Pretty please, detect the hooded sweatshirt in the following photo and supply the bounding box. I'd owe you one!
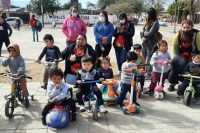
[2,44,25,75]
[62,16,86,42]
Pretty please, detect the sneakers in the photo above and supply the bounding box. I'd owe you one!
[168,84,175,91]
[71,113,76,121]
[99,105,106,113]
[79,105,86,112]
[135,102,140,106]
[41,83,47,90]
[24,98,29,108]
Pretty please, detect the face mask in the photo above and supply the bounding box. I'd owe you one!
[119,19,125,24]
[184,30,193,36]
[99,16,105,23]
[72,12,78,17]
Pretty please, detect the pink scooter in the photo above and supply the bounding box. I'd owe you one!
[154,60,171,100]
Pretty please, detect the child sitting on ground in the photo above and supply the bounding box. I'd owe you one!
[177,51,200,97]
[144,40,171,95]
[1,43,30,108]
[96,56,119,94]
[76,55,107,112]
[133,44,146,92]
[41,67,76,126]
[117,51,140,107]
[36,34,61,90]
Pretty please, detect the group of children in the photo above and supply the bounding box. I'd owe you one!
[1,33,200,126]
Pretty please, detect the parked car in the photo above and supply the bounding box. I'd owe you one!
[158,20,167,26]
[5,17,24,28]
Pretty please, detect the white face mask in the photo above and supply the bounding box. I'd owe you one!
[72,12,78,17]
[99,16,105,23]
[119,19,125,24]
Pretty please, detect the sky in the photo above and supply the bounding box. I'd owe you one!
[11,0,98,8]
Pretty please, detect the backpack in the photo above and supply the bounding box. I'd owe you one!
[178,29,199,54]
[36,20,42,32]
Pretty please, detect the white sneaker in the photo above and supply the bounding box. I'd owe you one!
[79,105,86,112]
[99,105,106,113]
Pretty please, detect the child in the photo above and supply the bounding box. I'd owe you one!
[117,51,140,107]
[36,34,61,89]
[144,40,171,95]
[96,56,119,94]
[41,67,76,126]
[177,51,200,97]
[76,55,106,112]
[133,44,146,92]
[1,43,29,108]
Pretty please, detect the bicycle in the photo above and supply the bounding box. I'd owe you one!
[179,74,200,106]
[0,71,33,118]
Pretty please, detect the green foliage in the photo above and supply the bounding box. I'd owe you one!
[62,2,71,10]
[167,3,175,16]
[97,0,116,9]
[30,0,60,15]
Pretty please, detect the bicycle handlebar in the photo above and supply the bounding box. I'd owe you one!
[0,72,32,80]
[179,74,200,79]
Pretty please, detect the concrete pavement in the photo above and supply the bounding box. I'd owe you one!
[0,24,200,133]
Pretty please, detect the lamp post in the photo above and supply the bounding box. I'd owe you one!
[173,0,178,33]
[41,0,44,27]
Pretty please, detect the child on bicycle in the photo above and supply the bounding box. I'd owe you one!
[144,40,171,95]
[76,55,106,112]
[36,34,61,89]
[133,44,146,92]
[177,51,200,97]
[117,51,140,107]
[1,43,30,108]
[96,56,119,94]
[41,67,76,126]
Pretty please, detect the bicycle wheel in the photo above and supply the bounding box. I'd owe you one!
[184,91,192,106]
[92,104,98,121]
[5,98,15,118]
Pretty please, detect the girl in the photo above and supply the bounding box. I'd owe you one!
[144,40,171,95]
[96,56,119,94]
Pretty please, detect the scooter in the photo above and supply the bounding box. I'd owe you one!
[122,80,140,114]
[154,60,171,100]
[101,79,118,105]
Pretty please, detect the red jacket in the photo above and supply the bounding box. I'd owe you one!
[29,18,37,27]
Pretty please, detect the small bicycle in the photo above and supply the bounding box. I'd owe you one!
[0,71,33,118]
[179,74,200,106]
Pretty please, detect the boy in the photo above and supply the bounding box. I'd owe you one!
[133,44,146,92]
[36,34,61,90]
[117,51,140,107]
[177,51,200,97]
[41,67,76,126]
[76,55,106,112]
[1,43,29,108]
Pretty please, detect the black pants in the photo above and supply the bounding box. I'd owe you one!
[177,79,200,96]
[76,84,104,106]
[134,73,145,90]
[42,98,76,118]
[95,43,112,58]
[168,55,188,85]
[0,38,10,56]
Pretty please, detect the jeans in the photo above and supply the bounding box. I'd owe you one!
[114,47,127,71]
[117,83,137,106]
[32,27,38,41]
[65,74,77,85]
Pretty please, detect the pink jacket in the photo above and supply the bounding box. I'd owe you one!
[62,16,87,42]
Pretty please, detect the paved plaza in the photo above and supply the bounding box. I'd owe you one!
[0,24,200,133]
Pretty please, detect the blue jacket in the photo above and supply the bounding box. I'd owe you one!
[94,22,114,46]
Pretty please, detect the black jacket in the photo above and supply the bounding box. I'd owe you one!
[61,43,97,75]
[0,21,12,40]
[113,21,135,51]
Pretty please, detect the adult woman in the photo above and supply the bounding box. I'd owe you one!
[168,19,200,91]
[62,6,87,47]
[0,15,12,57]
[94,10,114,58]
[113,12,135,74]
[61,34,97,85]
[141,7,160,79]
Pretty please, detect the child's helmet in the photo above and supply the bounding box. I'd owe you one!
[133,44,142,50]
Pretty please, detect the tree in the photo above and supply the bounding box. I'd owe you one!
[30,0,60,15]
[144,0,166,13]
[62,2,71,10]
[97,0,116,9]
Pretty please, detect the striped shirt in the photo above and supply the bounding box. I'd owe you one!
[121,61,136,84]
